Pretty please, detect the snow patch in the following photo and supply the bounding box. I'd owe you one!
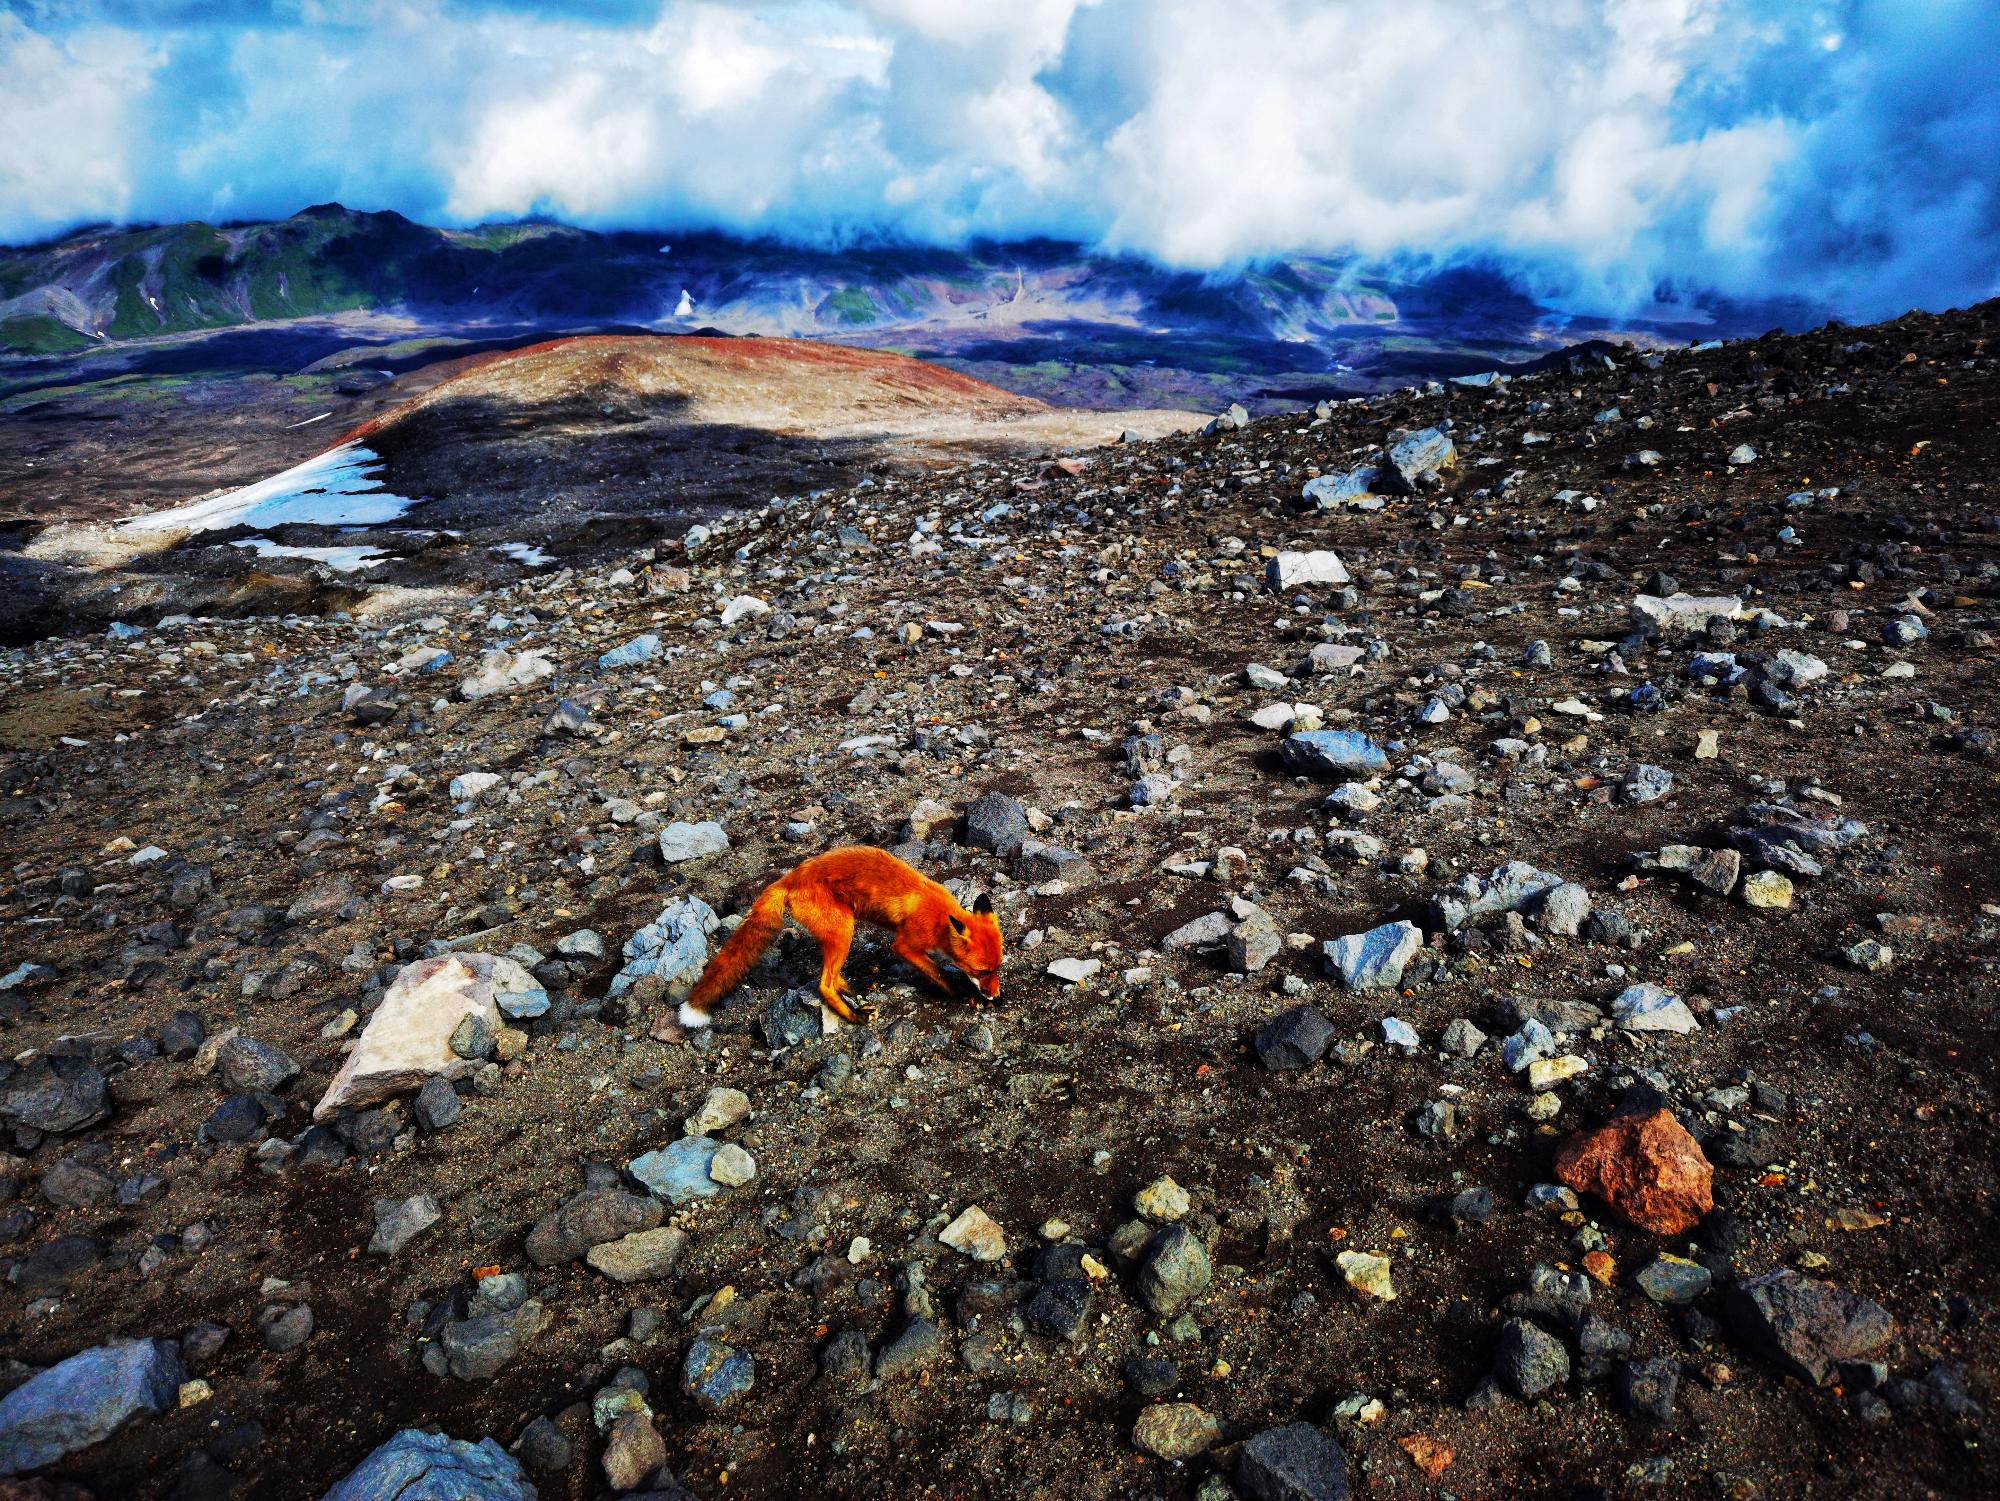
[119,442,414,535]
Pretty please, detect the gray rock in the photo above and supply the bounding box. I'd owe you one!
[1280,730,1388,778]
[1615,1357,1680,1422]
[554,929,606,961]
[0,1338,185,1476]
[1633,1254,1711,1304]
[1254,1007,1335,1070]
[439,1302,546,1381]
[1323,920,1422,991]
[1137,1224,1212,1317]
[319,1429,536,1500]
[1610,982,1700,1035]
[658,820,729,863]
[1023,1279,1094,1341]
[1236,1422,1350,1501]
[1495,1317,1569,1397]
[525,1187,663,1266]
[1620,763,1675,805]
[414,1077,463,1132]
[1266,549,1351,587]
[1439,1018,1488,1057]
[513,1415,570,1473]
[1431,860,1564,930]
[259,1303,314,1352]
[216,1036,301,1093]
[586,1227,688,1284]
[1538,882,1592,936]
[1303,458,1387,512]
[1379,426,1456,492]
[370,1194,442,1256]
[1013,840,1091,884]
[1227,910,1282,973]
[1723,1268,1897,1385]
[0,1056,111,1136]
[598,633,661,669]
[963,791,1031,855]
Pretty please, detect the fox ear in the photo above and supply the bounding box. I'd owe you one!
[972,893,994,915]
[948,914,967,936]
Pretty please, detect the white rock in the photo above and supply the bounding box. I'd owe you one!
[720,595,770,626]
[458,649,554,701]
[1266,550,1349,589]
[940,1204,1007,1261]
[313,953,534,1121]
[1047,956,1102,984]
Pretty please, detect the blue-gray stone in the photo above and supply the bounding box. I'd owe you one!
[1381,426,1456,492]
[702,689,735,709]
[1430,860,1565,930]
[607,896,718,998]
[629,1136,723,1204]
[1280,731,1388,778]
[0,1338,185,1476]
[1300,467,1382,513]
[1322,921,1422,991]
[318,1429,536,1500]
[1380,1016,1419,1049]
[1501,1018,1556,1071]
[682,1336,754,1412]
[495,987,549,1020]
[598,634,661,669]
[1634,1255,1713,1305]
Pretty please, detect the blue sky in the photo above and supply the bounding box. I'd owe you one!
[3,0,1996,316]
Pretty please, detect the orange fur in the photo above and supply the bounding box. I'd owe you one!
[679,845,1003,1029]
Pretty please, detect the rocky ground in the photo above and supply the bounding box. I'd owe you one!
[0,301,1995,1501]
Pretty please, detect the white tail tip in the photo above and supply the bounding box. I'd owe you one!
[677,1001,711,1030]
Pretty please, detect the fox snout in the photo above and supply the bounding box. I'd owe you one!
[978,971,1002,999]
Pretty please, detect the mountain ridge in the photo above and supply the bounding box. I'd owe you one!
[0,204,1810,394]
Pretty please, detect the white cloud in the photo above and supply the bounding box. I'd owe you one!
[1,0,1994,315]
[0,17,156,241]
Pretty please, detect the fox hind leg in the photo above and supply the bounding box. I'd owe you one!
[803,905,864,1023]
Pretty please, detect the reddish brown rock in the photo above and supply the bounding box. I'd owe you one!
[1554,1109,1714,1235]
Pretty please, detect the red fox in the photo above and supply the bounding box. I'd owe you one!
[677,845,1004,1030]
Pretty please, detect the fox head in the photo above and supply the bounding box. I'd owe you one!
[945,892,1005,998]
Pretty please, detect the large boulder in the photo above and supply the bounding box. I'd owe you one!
[319,1429,537,1500]
[0,1338,185,1476]
[314,954,535,1121]
[1377,427,1456,493]
[1724,1269,1897,1385]
[1279,731,1387,778]
[0,1056,111,1136]
[1554,1109,1714,1235]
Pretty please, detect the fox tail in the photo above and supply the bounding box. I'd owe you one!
[678,879,789,1029]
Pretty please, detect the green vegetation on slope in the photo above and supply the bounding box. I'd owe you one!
[0,315,90,354]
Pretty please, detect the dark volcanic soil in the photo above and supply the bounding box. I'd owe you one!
[0,302,1995,1501]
